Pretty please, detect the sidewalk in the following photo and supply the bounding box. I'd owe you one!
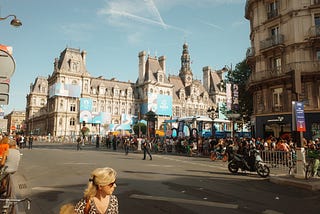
[269,175,320,191]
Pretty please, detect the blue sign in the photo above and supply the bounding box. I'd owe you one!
[80,98,93,123]
[295,101,306,132]
[157,94,172,116]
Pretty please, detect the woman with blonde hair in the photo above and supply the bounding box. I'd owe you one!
[74,167,118,214]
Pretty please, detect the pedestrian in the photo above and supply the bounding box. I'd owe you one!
[124,138,129,155]
[28,135,33,149]
[76,136,82,151]
[96,135,100,149]
[142,137,152,160]
[74,167,119,214]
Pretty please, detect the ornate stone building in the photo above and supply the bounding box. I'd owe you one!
[25,43,226,137]
[245,0,320,139]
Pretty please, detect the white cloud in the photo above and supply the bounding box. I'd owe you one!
[98,0,187,32]
[199,20,224,31]
[61,23,94,42]
[98,0,167,29]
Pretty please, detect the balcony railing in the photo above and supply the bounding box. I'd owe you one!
[267,9,279,19]
[307,25,320,38]
[313,0,320,5]
[248,61,320,84]
[260,34,284,50]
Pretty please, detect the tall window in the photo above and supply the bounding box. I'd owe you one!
[315,14,320,36]
[270,57,281,73]
[273,88,283,107]
[317,50,320,60]
[70,103,76,112]
[70,118,75,126]
[268,1,279,19]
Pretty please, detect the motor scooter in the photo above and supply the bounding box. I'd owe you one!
[228,148,270,178]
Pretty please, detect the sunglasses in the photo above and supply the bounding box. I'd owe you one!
[108,181,116,187]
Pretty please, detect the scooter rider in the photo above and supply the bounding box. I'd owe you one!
[237,139,252,170]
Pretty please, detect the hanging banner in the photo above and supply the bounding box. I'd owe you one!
[226,83,232,110]
[294,101,306,132]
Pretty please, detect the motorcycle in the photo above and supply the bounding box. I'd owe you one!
[228,148,270,178]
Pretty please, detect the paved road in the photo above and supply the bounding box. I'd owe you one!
[12,143,320,214]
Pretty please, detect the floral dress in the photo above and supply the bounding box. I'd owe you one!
[74,195,119,214]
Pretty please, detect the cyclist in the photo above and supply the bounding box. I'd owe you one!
[307,143,320,177]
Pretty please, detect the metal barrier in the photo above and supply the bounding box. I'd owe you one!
[260,150,294,174]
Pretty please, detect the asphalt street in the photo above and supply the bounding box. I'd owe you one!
[10,143,320,214]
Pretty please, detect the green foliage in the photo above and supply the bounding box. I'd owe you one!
[226,59,253,126]
[132,122,147,136]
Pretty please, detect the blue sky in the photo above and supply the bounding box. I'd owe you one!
[0,0,249,114]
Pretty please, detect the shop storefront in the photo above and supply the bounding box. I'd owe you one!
[253,113,320,140]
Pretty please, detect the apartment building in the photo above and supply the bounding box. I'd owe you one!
[245,0,320,139]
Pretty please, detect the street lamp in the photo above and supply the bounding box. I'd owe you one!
[207,106,218,137]
[0,14,22,27]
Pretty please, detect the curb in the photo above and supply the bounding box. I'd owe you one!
[269,176,320,191]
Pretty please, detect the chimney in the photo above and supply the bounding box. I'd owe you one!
[158,56,166,74]
[202,66,211,92]
[81,50,87,66]
[138,51,146,84]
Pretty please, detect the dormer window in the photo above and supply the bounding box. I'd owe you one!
[158,74,163,82]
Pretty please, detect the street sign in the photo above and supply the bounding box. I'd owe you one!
[294,101,306,132]
[0,49,15,79]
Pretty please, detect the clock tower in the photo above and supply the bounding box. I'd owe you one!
[179,43,193,86]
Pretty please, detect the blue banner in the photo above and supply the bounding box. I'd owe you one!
[295,101,306,132]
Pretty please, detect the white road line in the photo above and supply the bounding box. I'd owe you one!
[155,155,226,170]
[32,186,82,193]
[262,210,284,214]
[130,194,238,209]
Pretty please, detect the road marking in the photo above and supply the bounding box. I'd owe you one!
[62,162,96,165]
[130,194,238,209]
[32,186,82,193]
[262,210,284,214]
[155,155,226,170]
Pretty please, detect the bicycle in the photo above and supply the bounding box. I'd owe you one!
[305,157,320,180]
[288,151,297,175]
[0,197,31,214]
[0,166,31,213]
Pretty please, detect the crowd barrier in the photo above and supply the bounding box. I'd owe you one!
[260,150,295,174]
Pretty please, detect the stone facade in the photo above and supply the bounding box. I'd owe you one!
[4,110,25,135]
[245,0,320,139]
[25,43,226,137]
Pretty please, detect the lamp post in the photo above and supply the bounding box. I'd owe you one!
[0,14,22,27]
[223,64,240,138]
[207,106,218,137]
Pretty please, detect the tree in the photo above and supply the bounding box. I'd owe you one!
[133,122,147,136]
[227,59,252,127]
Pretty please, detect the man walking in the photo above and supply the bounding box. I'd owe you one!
[28,135,33,149]
[142,137,152,160]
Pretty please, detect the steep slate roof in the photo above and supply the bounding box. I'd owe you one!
[144,56,170,83]
[168,75,184,100]
[209,71,222,93]
[31,77,48,93]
